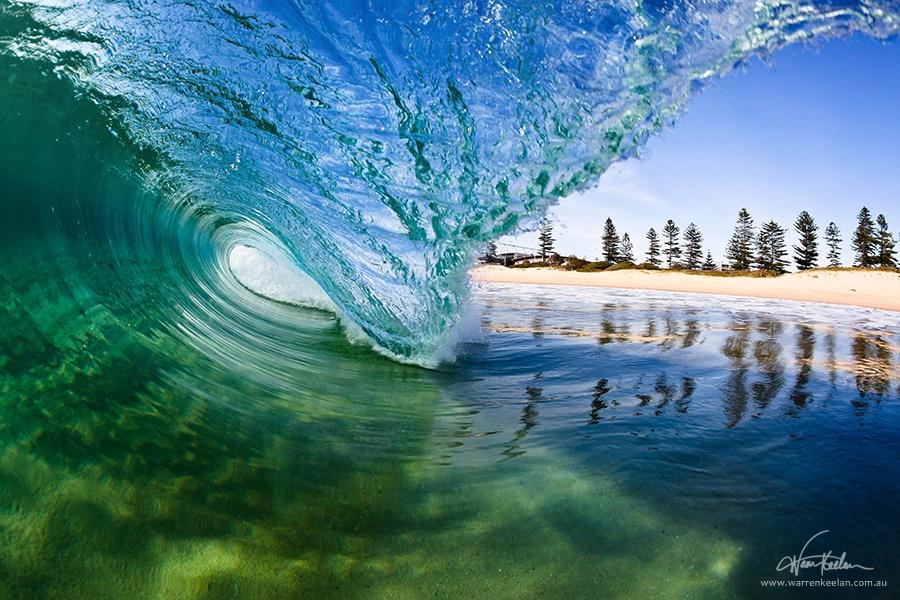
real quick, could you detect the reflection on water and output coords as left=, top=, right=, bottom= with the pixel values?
left=787, top=325, right=815, bottom=415
left=588, top=378, right=611, bottom=424
left=2, top=277, right=900, bottom=597
left=479, top=286, right=899, bottom=429
left=721, top=317, right=752, bottom=428
left=852, top=332, right=895, bottom=402
left=459, top=285, right=900, bottom=590
left=503, top=374, right=544, bottom=460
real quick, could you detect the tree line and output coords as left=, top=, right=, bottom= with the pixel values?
left=526, top=207, right=897, bottom=273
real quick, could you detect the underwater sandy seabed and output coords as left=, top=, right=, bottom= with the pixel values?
left=2, top=271, right=899, bottom=599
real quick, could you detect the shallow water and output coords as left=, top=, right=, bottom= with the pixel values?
left=2, top=272, right=899, bottom=598
left=2, top=1, right=900, bottom=597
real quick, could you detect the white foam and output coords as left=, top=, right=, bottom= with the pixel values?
left=427, top=297, right=486, bottom=365
left=227, top=244, right=476, bottom=368
left=227, top=245, right=338, bottom=312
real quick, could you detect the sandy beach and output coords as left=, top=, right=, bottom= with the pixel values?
left=472, top=265, right=900, bottom=312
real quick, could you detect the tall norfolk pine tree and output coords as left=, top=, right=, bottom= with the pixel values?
left=852, top=207, right=877, bottom=267
left=792, top=211, right=819, bottom=271
left=526, top=206, right=890, bottom=272
left=662, top=219, right=681, bottom=268
left=620, top=233, right=635, bottom=262
left=876, top=214, right=897, bottom=268
left=756, top=221, right=789, bottom=273
left=825, top=222, right=842, bottom=267
left=646, top=228, right=661, bottom=267
left=602, top=218, right=621, bottom=263
left=726, top=208, right=755, bottom=270
left=683, top=223, right=704, bottom=270
left=484, top=241, right=498, bottom=263
left=537, top=218, right=555, bottom=262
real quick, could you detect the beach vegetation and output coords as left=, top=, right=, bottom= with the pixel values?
left=606, top=261, right=636, bottom=271
left=645, top=228, right=662, bottom=267
left=577, top=260, right=615, bottom=272
left=561, top=256, right=590, bottom=270
left=876, top=214, right=897, bottom=268
left=805, top=265, right=900, bottom=274
left=683, top=223, right=704, bottom=270
left=684, top=269, right=780, bottom=278
left=825, top=222, right=842, bottom=267
left=852, top=207, right=878, bottom=267
left=482, top=241, right=499, bottom=264
left=538, top=218, right=555, bottom=262
left=755, top=221, right=789, bottom=273
left=792, top=211, right=819, bottom=270
left=621, top=233, right=635, bottom=262
left=637, top=261, right=661, bottom=270
left=516, top=205, right=897, bottom=277
left=662, top=219, right=681, bottom=268
left=726, top=208, right=755, bottom=270
left=602, top=218, right=621, bottom=263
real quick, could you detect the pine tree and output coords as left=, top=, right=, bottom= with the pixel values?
left=726, top=208, right=755, bottom=270
left=602, top=217, right=621, bottom=263
left=825, top=222, right=842, bottom=267
left=876, top=214, right=897, bottom=268
left=662, top=219, right=681, bottom=268
left=620, top=233, right=635, bottom=262
left=537, top=218, right=555, bottom=262
left=852, top=207, right=877, bottom=267
left=792, top=211, right=819, bottom=271
left=484, top=242, right=497, bottom=263
left=702, top=252, right=717, bottom=271
left=682, top=222, right=703, bottom=270
left=755, top=220, right=789, bottom=273
left=646, top=228, right=661, bottom=267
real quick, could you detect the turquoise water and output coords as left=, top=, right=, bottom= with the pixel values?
left=3, top=0, right=899, bottom=359
left=3, top=262, right=900, bottom=596
left=2, top=1, right=900, bottom=597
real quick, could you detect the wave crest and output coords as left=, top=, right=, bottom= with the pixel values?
left=4, top=0, right=898, bottom=361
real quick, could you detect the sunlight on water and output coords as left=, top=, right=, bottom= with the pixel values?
left=1, top=1, right=900, bottom=597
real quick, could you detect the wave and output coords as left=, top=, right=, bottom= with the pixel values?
left=1, top=0, right=898, bottom=362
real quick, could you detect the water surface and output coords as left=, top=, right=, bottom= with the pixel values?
left=2, top=2, right=900, bottom=596
left=2, top=276, right=898, bottom=598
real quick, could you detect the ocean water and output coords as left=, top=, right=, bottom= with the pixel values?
left=2, top=263, right=900, bottom=597
left=1, top=0, right=900, bottom=597
left=3, top=0, right=899, bottom=359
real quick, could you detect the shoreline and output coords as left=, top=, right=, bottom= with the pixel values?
left=471, top=265, right=900, bottom=313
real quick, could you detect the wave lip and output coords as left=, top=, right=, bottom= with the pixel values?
left=5, top=0, right=899, bottom=360
left=226, top=244, right=479, bottom=367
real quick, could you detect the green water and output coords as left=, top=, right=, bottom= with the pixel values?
left=3, top=245, right=899, bottom=597
left=2, top=4, right=900, bottom=598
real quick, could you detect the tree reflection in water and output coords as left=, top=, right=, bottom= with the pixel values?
left=851, top=332, right=894, bottom=414
left=787, top=325, right=816, bottom=416
left=480, top=289, right=899, bottom=446
left=721, top=315, right=752, bottom=428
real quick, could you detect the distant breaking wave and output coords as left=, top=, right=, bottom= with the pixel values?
left=1, top=0, right=898, bottom=362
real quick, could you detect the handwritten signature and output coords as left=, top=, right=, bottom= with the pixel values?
left=777, top=530, right=874, bottom=577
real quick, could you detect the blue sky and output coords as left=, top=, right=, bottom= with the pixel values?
left=502, top=33, right=900, bottom=265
